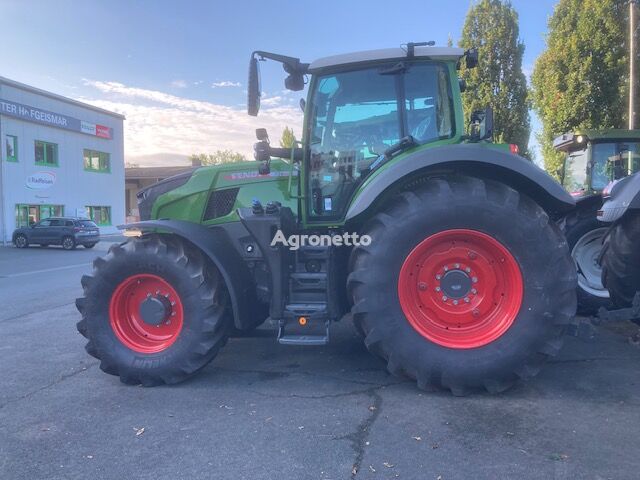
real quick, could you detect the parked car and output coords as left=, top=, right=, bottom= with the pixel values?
left=12, top=217, right=100, bottom=250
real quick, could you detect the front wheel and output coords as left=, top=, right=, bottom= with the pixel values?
left=348, top=176, right=577, bottom=395
left=14, top=234, right=28, bottom=248
left=76, top=235, right=231, bottom=385
left=564, top=206, right=611, bottom=314
left=62, top=236, right=76, bottom=250
left=601, top=212, right=640, bottom=319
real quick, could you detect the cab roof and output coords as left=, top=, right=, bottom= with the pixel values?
left=308, top=47, right=465, bottom=73
left=553, top=129, right=640, bottom=152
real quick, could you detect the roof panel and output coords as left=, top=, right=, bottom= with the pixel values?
left=308, top=47, right=465, bottom=72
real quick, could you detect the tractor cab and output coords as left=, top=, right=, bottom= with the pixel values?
left=248, top=44, right=491, bottom=222
left=554, top=130, right=640, bottom=198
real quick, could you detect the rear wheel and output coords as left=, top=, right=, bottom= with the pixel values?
left=348, top=176, right=576, bottom=395
left=84, top=243, right=97, bottom=249
left=76, top=235, right=231, bottom=385
left=564, top=206, right=611, bottom=314
left=14, top=234, right=28, bottom=248
left=601, top=212, right=640, bottom=321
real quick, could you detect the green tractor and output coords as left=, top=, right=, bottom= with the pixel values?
left=554, top=130, right=640, bottom=313
left=77, top=43, right=577, bottom=395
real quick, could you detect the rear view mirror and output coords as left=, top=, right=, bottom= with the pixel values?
left=247, top=56, right=261, bottom=116
left=469, top=106, right=494, bottom=141
left=465, top=48, right=479, bottom=69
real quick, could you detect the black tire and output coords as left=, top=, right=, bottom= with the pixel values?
left=601, top=212, right=640, bottom=315
left=14, top=234, right=28, bottom=248
left=62, top=236, right=76, bottom=250
left=84, top=243, right=97, bottom=249
left=76, top=235, right=231, bottom=386
left=563, top=205, right=612, bottom=315
left=347, top=176, right=576, bottom=395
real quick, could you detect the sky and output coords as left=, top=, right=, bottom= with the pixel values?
left=0, top=0, right=558, bottom=166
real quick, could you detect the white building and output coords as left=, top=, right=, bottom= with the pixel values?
left=0, top=76, right=125, bottom=243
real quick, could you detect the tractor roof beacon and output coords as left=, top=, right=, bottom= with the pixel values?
left=554, top=129, right=640, bottom=314
left=77, top=44, right=577, bottom=395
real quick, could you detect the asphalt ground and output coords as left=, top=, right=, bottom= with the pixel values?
left=1, top=243, right=639, bottom=480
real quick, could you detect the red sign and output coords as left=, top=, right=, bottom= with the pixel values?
left=95, top=124, right=111, bottom=139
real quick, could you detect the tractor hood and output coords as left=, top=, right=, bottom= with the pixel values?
left=138, top=159, right=298, bottom=222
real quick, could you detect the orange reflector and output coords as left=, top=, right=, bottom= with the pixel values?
left=298, top=317, right=307, bottom=326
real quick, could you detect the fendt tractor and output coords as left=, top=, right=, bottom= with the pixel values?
left=554, top=130, right=640, bottom=313
left=599, top=170, right=640, bottom=323
left=77, top=43, right=578, bottom=395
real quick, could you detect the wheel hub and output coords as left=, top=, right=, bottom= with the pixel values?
left=397, top=229, right=523, bottom=349
left=139, top=295, right=172, bottom=326
left=439, top=269, right=472, bottom=299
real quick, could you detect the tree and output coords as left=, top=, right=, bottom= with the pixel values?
left=280, top=126, right=297, bottom=149
left=459, top=0, right=531, bottom=157
left=531, top=0, right=628, bottom=177
left=190, top=150, right=246, bottom=166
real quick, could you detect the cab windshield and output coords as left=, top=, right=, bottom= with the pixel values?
left=562, top=141, right=640, bottom=194
left=307, top=62, right=454, bottom=219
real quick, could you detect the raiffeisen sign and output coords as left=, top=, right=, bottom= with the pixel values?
left=25, top=171, right=56, bottom=190
left=0, top=99, right=113, bottom=139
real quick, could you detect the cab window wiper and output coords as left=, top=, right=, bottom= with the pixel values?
left=368, top=135, right=417, bottom=172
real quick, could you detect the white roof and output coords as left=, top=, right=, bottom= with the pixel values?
left=308, top=47, right=465, bottom=72
left=0, top=75, right=125, bottom=120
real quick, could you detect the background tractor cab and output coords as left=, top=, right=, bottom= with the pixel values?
left=554, top=130, right=640, bottom=198
left=554, top=130, right=640, bottom=314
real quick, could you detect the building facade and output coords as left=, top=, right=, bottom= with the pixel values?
left=0, top=76, right=125, bottom=243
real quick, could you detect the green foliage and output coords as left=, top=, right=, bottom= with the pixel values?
left=280, top=126, right=297, bottom=149
left=459, top=0, right=531, bottom=158
left=531, top=0, right=628, bottom=177
left=190, top=150, right=246, bottom=166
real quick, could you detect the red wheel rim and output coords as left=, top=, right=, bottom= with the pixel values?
left=109, top=274, right=184, bottom=353
left=398, top=229, right=523, bottom=349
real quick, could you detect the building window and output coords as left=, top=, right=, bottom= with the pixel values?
left=5, top=135, right=17, bottom=162
left=35, top=140, right=58, bottom=166
left=15, top=204, right=64, bottom=227
left=84, top=149, right=111, bottom=172
left=86, top=205, right=111, bottom=226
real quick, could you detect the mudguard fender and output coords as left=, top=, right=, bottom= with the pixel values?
left=346, top=144, right=575, bottom=221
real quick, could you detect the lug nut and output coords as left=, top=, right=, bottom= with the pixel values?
left=454, top=263, right=460, bottom=269
left=147, top=293, right=152, bottom=298
left=465, top=267, right=471, bottom=273
left=171, top=312, right=176, bottom=316
left=471, top=288, right=477, bottom=294
left=435, top=287, right=441, bottom=292
left=472, top=277, right=478, bottom=283
left=453, top=300, right=459, bottom=305
left=436, top=274, right=442, bottom=280
left=464, top=297, right=470, bottom=303
left=442, top=295, right=448, bottom=302
left=444, top=266, right=449, bottom=272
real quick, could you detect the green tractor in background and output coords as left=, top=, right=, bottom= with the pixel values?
left=77, top=43, right=577, bottom=395
left=554, top=130, right=640, bottom=314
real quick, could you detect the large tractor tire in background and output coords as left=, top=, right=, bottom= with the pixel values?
left=76, top=235, right=231, bottom=386
left=601, top=212, right=640, bottom=322
left=348, top=176, right=577, bottom=395
left=564, top=205, right=611, bottom=315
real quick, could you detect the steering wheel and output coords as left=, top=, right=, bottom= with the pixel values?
left=411, top=115, right=434, bottom=142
